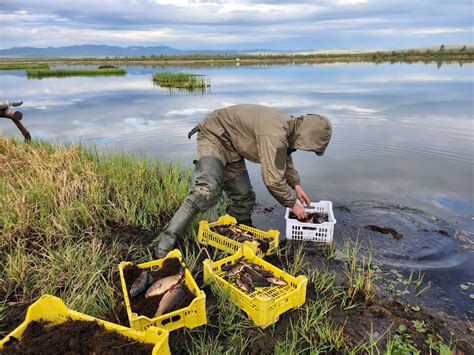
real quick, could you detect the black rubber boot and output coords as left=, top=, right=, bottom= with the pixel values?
left=155, top=201, right=197, bottom=258
left=223, top=169, right=256, bottom=224
left=154, top=156, right=225, bottom=258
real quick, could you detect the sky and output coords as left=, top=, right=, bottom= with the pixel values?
left=0, top=0, right=472, bottom=50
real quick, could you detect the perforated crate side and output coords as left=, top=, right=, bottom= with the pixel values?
left=203, top=247, right=307, bottom=328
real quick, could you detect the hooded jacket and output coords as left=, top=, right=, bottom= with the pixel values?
left=197, top=104, right=332, bottom=207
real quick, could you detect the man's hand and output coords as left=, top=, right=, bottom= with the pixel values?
left=295, top=184, right=311, bottom=208
left=291, top=199, right=306, bottom=220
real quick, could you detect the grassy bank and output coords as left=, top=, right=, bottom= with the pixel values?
left=153, top=72, right=210, bottom=93
left=0, top=136, right=471, bottom=353
left=0, top=63, right=50, bottom=70
left=26, top=68, right=126, bottom=79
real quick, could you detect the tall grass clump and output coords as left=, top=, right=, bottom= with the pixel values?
left=0, top=135, right=191, bottom=331
left=342, top=239, right=374, bottom=306
left=152, top=72, right=210, bottom=93
left=26, top=68, right=126, bottom=79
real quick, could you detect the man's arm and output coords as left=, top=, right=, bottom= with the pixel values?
left=285, top=155, right=311, bottom=207
left=284, top=155, right=300, bottom=188
left=257, top=135, right=297, bottom=208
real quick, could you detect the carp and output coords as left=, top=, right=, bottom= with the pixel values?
left=240, top=273, right=255, bottom=292
left=227, top=262, right=245, bottom=277
left=254, top=267, right=274, bottom=278
left=235, top=278, right=252, bottom=293
left=145, top=267, right=184, bottom=298
left=154, top=282, right=186, bottom=317
left=267, top=277, right=287, bottom=286
left=130, top=271, right=154, bottom=298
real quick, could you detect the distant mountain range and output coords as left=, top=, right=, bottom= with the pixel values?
left=0, top=44, right=471, bottom=58
left=0, top=45, right=287, bottom=58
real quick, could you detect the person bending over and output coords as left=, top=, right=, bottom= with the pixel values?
left=155, top=104, right=332, bottom=258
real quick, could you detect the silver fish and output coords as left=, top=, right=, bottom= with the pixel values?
left=235, top=278, right=252, bottom=293
left=154, top=283, right=186, bottom=317
left=130, top=271, right=153, bottom=298
left=267, top=277, right=287, bottom=286
left=227, top=262, right=245, bottom=277
left=145, top=267, right=184, bottom=298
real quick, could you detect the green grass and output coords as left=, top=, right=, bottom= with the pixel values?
left=26, top=68, right=126, bottom=79
left=0, top=135, right=191, bottom=322
left=0, top=63, right=50, bottom=70
left=342, top=239, right=374, bottom=306
left=152, top=72, right=210, bottom=93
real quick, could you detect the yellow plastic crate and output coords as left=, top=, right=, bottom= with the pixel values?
left=119, top=249, right=207, bottom=332
left=203, top=246, right=307, bottom=328
left=198, top=214, right=279, bottom=256
left=0, top=295, right=170, bottom=355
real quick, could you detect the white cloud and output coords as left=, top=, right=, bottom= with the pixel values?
left=166, top=108, right=212, bottom=116
left=0, top=0, right=472, bottom=49
left=337, top=0, right=367, bottom=5
left=325, top=104, right=379, bottom=113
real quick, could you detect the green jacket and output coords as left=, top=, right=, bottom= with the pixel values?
left=197, top=104, right=332, bottom=207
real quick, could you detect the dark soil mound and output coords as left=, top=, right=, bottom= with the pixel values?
left=365, top=224, right=403, bottom=240
left=123, top=258, right=195, bottom=318
left=1, top=320, right=153, bottom=354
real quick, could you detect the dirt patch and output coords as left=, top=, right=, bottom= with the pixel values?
left=365, top=224, right=403, bottom=240
left=1, top=320, right=153, bottom=354
left=122, top=258, right=195, bottom=318
left=106, top=222, right=160, bottom=247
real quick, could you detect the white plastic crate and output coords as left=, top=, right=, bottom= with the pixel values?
left=285, top=201, right=336, bottom=244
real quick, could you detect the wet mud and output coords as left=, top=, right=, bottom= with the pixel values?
left=1, top=320, right=153, bottom=354
left=123, top=258, right=195, bottom=318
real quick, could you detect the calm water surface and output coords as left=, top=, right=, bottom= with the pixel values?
left=1, top=63, right=473, bottom=315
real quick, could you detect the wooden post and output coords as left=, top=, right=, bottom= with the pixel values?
left=1, top=107, right=23, bottom=121
left=1, top=105, right=31, bottom=141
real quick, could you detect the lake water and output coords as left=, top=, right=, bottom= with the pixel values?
left=1, top=62, right=473, bottom=315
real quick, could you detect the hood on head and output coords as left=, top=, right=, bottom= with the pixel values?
left=290, top=114, right=332, bottom=156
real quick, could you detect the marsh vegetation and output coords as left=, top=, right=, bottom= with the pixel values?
left=0, top=63, right=50, bottom=70
left=3, top=46, right=472, bottom=69
left=152, top=72, right=210, bottom=93
left=25, top=67, right=126, bottom=79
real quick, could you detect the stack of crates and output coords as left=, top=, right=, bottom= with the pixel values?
left=198, top=214, right=308, bottom=328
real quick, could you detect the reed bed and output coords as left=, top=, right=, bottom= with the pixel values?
left=152, top=72, right=210, bottom=92
left=26, top=68, right=126, bottom=79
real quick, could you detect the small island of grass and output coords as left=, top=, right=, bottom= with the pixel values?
left=26, top=67, right=126, bottom=79
left=152, top=72, right=210, bottom=92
